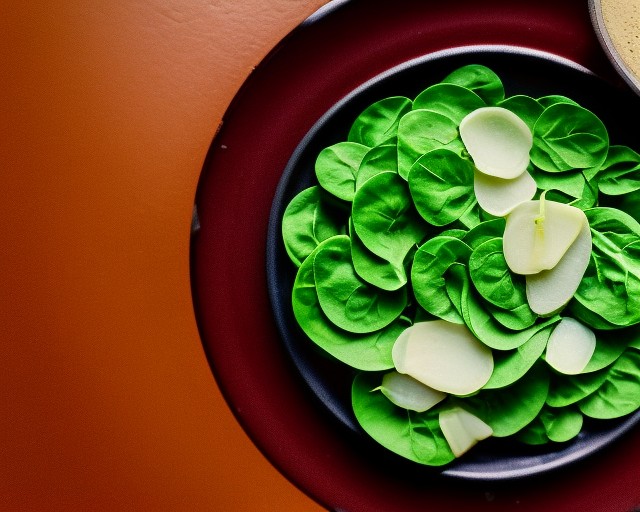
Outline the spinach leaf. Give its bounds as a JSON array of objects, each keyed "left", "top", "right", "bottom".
[
  {"left": 352, "top": 171, "right": 428, "bottom": 264},
  {"left": 348, "top": 96, "right": 413, "bottom": 147},
  {"left": 537, "top": 95, "right": 580, "bottom": 108},
  {"left": 531, "top": 103, "right": 609, "bottom": 173},
  {"left": 531, "top": 168, "right": 597, "bottom": 209},
  {"left": 486, "top": 302, "right": 537, "bottom": 331},
  {"left": 546, "top": 367, "right": 609, "bottom": 407},
  {"left": 411, "top": 235, "right": 472, "bottom": 324},
  {"left": 497, "top": 95, "right": 543, "bottom": 130},
  {"left": 581, "top": 329, "right": 630, "bottom": 373},
  {"left": 579, "top": 350, "right": 640, "bottom": 419},
  {"left": 356, "top": 144, "right": 398, "bottom": 191},
  {"left": 313, "top": 236, "right": 407, "bottom": 333},
  {"left": 468, "top": 237, "right": 529, "bottom": 312},
  {"left": 350, "top": 219, "right": 408, "bottom": 291},
  {"left": 282, "top": 186, "right": 345, "bottom": 266},
  {"left": 408, "top": 149, "right": 476, "bottom": 226},
  {"left": 461, "top": 277, "right": 558, "bottom": 350},
  {"left": 597, "top": 145, "right": 640, "bottom": 196},
  {"left": 441, "top": 64, "right": 505, "bottom": 105},
  {"left": 397, "top": 109, "right": 463, "bottom": 179},
  {"left": 315, "top": 141, "right": 370, "bottom": 202},
  {"left": 292, "top": 239, "right": 406, "bottom": 370},
  {"left": 413, "top": 83, "right": 485, "bottom": 124},
  {"left": 462, "top": 218, "right": 506, "bottom": 249},
  {"left": 458, "top": 363, "right": 550, "bottom": 437},
  {"left": 352, "top": 372, "right": 455, "bottom": 466},
  {"left": 484, "top": 326, "right": 552, "bottom": 390},
  {"left": 574, "top": 208, "right": 640, "bottom": 327},
  {"left": 518, "top": 406, "right": 583, "bottom": 444}
]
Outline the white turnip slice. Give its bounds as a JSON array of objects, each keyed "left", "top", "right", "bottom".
[
  {"left": 545, "top": 317, "right": 596, "bottom": 375},
  {"left": 459, "top": 107, "right": 532, "bottom": 179},
  {"left": 392, "top": 320, "right": 493, "bottom": 395},
  {"left": 473, "top": 167, "right": 537, "bottom": 217},
  {"left": 439, "top": 407, "right": 493, "bottom": 457},
  {"left": 503, "top": 198, "right": 586, "bottom": 275},
  {"left": 526, "top": 221, "right": 592, "bottom": 316},
  {"left": 378, "top": 371, "right": 447, "bottom": 413}
]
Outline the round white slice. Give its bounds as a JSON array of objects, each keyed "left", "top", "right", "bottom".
[
  {"left": 526, "top": 221, "right": 592, "bottom": 316},
  {"left": 379, "top": 371, "right": 447, "bottom": 413},
  {"left": 391, "top": 320, "right": 493, "bottom": 395},
  {"left": 459, "top": 107, "right": 533, "bottom": 179},
  {"left": 473, "top": 168, "right": 537, "bottom": 217},
  {"left": 439, "top": 407, "right": 493, "bottom": 457},
  {"left": 503, "top": 199, "right": 586, "bottom": 275},
  {"left": 545, "top": 317, "right": 596, "bottom": 375}
]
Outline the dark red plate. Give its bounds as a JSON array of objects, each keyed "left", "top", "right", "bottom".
[{"left": 191, "top": 1, "right": 640, "bottom": 510}]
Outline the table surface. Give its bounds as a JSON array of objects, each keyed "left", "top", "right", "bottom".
[{"left": 1, "top": 1, "right": 327, "bottom": 510}]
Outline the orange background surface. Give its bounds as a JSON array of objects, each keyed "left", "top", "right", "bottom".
[{"left": 1, "top": 1, "right": 329, "bottom": 510}]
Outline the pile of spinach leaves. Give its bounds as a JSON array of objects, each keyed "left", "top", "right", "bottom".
[{"left": 281, "top": 64, "right": 640, "bottom": 466}]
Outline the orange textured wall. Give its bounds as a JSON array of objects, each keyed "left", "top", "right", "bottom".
[{"left": 0, "top": 1, "right": 328, "bottom": 510}]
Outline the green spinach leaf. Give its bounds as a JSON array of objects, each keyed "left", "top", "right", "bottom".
[
  {"left": 292, "top": 239, "right": 406, "bottom": 370},
  {"left": 397, "top": 109, "right": 463, "bottom": 179},
  {"left": 597, "top": 145, "right": 640, "bottom": 196},
  {"left": 315, "top": 141, "right": 370, "bottom": 202},
  {"left": 282, "top": 186, "right": 345, "bottom": 266},
  {"left": 411, "top": 235, "right": 472, "bottom": 324},
  {"left": 352, "top": 171, "right": 428, "bottom": 264},
  {"left": 579, "top": 350, "right": 640, "bottom": 419},
  {"left": 531, "top": 103, "right": 609, "bottom": 173},
  {"left": 313, "top": 236, "right": 407, "bottom": 333},
  {"left": 352, "top": 372, "right": 455, "bottom": 466},
  {"left": 348, "top": 96, "right": 413, "bottom": 147},
  {"left": 413, "top": 83, "right": 485, "bottom": 124},
  {"left": 441, "top": 64, "right": 505, "bottom": 105},
  {"left": 408, "top": 149, "right": 476, "bottom": 226}
]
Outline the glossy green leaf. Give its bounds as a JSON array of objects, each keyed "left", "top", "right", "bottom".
[
  {"left": 356, "top": 144, "right": 398, "bottom": 190},
  {"left": 497, "top": 95, "right": 543, "bottom": 130},
  {"left": 408, "top": 149, "right": 476, "bottom": 226},
  {"left": 579, "top": 350, "right": 640, "bottom": 419},
  {"left": 518, "top": 405, "right": 583, "bottom": 444},
  {"left": 397, "top": 109, "right": 463, "bottom": 179},
  {"left": 413, "top": 83, "right": 485, "bottom": 124},
  {"left": 292, "top": 239, "right": 406, "bottom": 370},
  {"left": 348, "top": 96, "right": 413, "bottom": 147},
  {"left": 468, "top": 237, "right": 529, "bottom": 311},
  {"left": 597, "top": 145, "right": 640, "bottom": 196},
  {"left": 313, "top": 236, "right": 407, "bottom": 333},
  {"left": 411, "top": 236, "right": 472, "bottom": 324},
  {"left": 441, "top": 64, "right": 505, "bottom": 105},
  {"left": 352, "top": 171, "right": 428, "bottom": 263},
  {"left": 546, "top": 368, "right": 609, "bottom": 407},
  {"left": 531, "top": 103, "right": 609, "bottom": 173},
  {"left": 458, "top": 363, "right": 550, "bottom": 437},
  {"left": 282, "top": 186, "right": 345, "bottom": 266},
  {"left": 350, "top": 219, "right": 408, "bottom": 291},
  {"left": 484, "top": 326, "right": 552, "bottom": 390},
  {"left": 352, "top": 372, "right": 456, "bottom": 466},
  {"left": 462, "top": 218, "right": 506, "bottom": 249},
  {"left": 315, "top": 141, "right": 370, "bottom": 202},
  {"left": 574, "top": 208, "right": 640, "bottom": 327}
]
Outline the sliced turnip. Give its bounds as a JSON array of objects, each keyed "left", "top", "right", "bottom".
[
  {"left": 378, "top": 371, "right": 447, "bottom": 413},
  {"left": 545, "top": 317, "right": 596, "bottom": 375},
  {"left": 392, "top": 320, "right": 493, "bottom": 395},
  {"left": 526, "top": 221, "right": 592, "bottom": 316},
  {"left": 473, "top": 168, "right": 537, "bottom": 217},
  {"left": 439, "top": 407, "right": 493, "bottom": 457},
  {"left": 459, "top": 107, "right": 533, "bottom": 179},
  {"left": 503, "top": 197, "right": 586, "bottom": 275}
]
